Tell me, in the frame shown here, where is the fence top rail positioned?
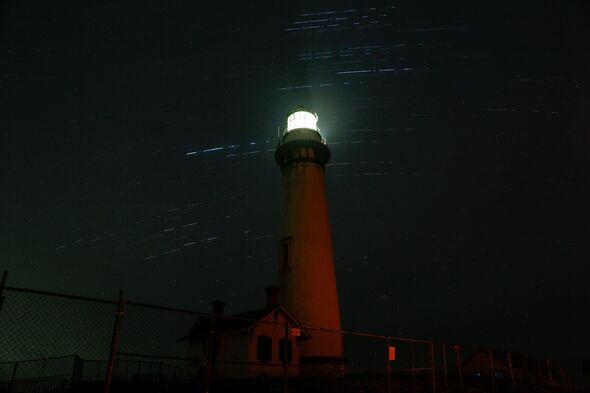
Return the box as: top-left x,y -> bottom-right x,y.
4,286 -> 118,305
124,300 -> 206,316
0,354 -> 79,364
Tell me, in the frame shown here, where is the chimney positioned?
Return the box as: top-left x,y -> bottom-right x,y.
265,286 -> 280,308
211,300 -> 226,316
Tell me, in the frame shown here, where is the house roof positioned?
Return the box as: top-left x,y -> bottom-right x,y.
177,304 -> 311,342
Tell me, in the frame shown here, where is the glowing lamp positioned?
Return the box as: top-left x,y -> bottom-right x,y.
287,110 -> 318,132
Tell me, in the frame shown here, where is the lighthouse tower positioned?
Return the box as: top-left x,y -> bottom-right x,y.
275,108 -> 342,364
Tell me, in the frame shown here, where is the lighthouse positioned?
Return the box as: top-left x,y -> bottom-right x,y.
275,108 -> 343,365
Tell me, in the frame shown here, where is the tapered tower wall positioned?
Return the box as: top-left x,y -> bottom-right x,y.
275,110 -> 342,361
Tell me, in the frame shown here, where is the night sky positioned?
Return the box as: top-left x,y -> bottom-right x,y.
2,0 -> 589,369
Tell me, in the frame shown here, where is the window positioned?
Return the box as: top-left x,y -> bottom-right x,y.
279,338 -> 292,364
257,335 -> 272,362
280,241 -> 290,271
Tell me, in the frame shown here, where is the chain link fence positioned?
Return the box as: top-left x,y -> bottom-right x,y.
0,288 -> 115,361
0,272 -> 583,393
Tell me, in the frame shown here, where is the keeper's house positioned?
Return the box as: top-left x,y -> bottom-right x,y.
178,286 -> 310,378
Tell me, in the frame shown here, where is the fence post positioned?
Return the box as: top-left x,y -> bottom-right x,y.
283,322 -> 290,393
411,340 -> 416,393
442,345 -> 448,392
507,352 -> 515,388
454,344 -> 463,390
488,348 -> 496,390
204,315 -> 215,393
105,290 -> 125,393
0,271 -> 8,315
429,342 -> 436,393
385,337 -> 391,393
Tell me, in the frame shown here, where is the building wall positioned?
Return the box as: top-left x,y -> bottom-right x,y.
187,337 -> 208,369
244,309 -> 301,377
216,332 -> 250,377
